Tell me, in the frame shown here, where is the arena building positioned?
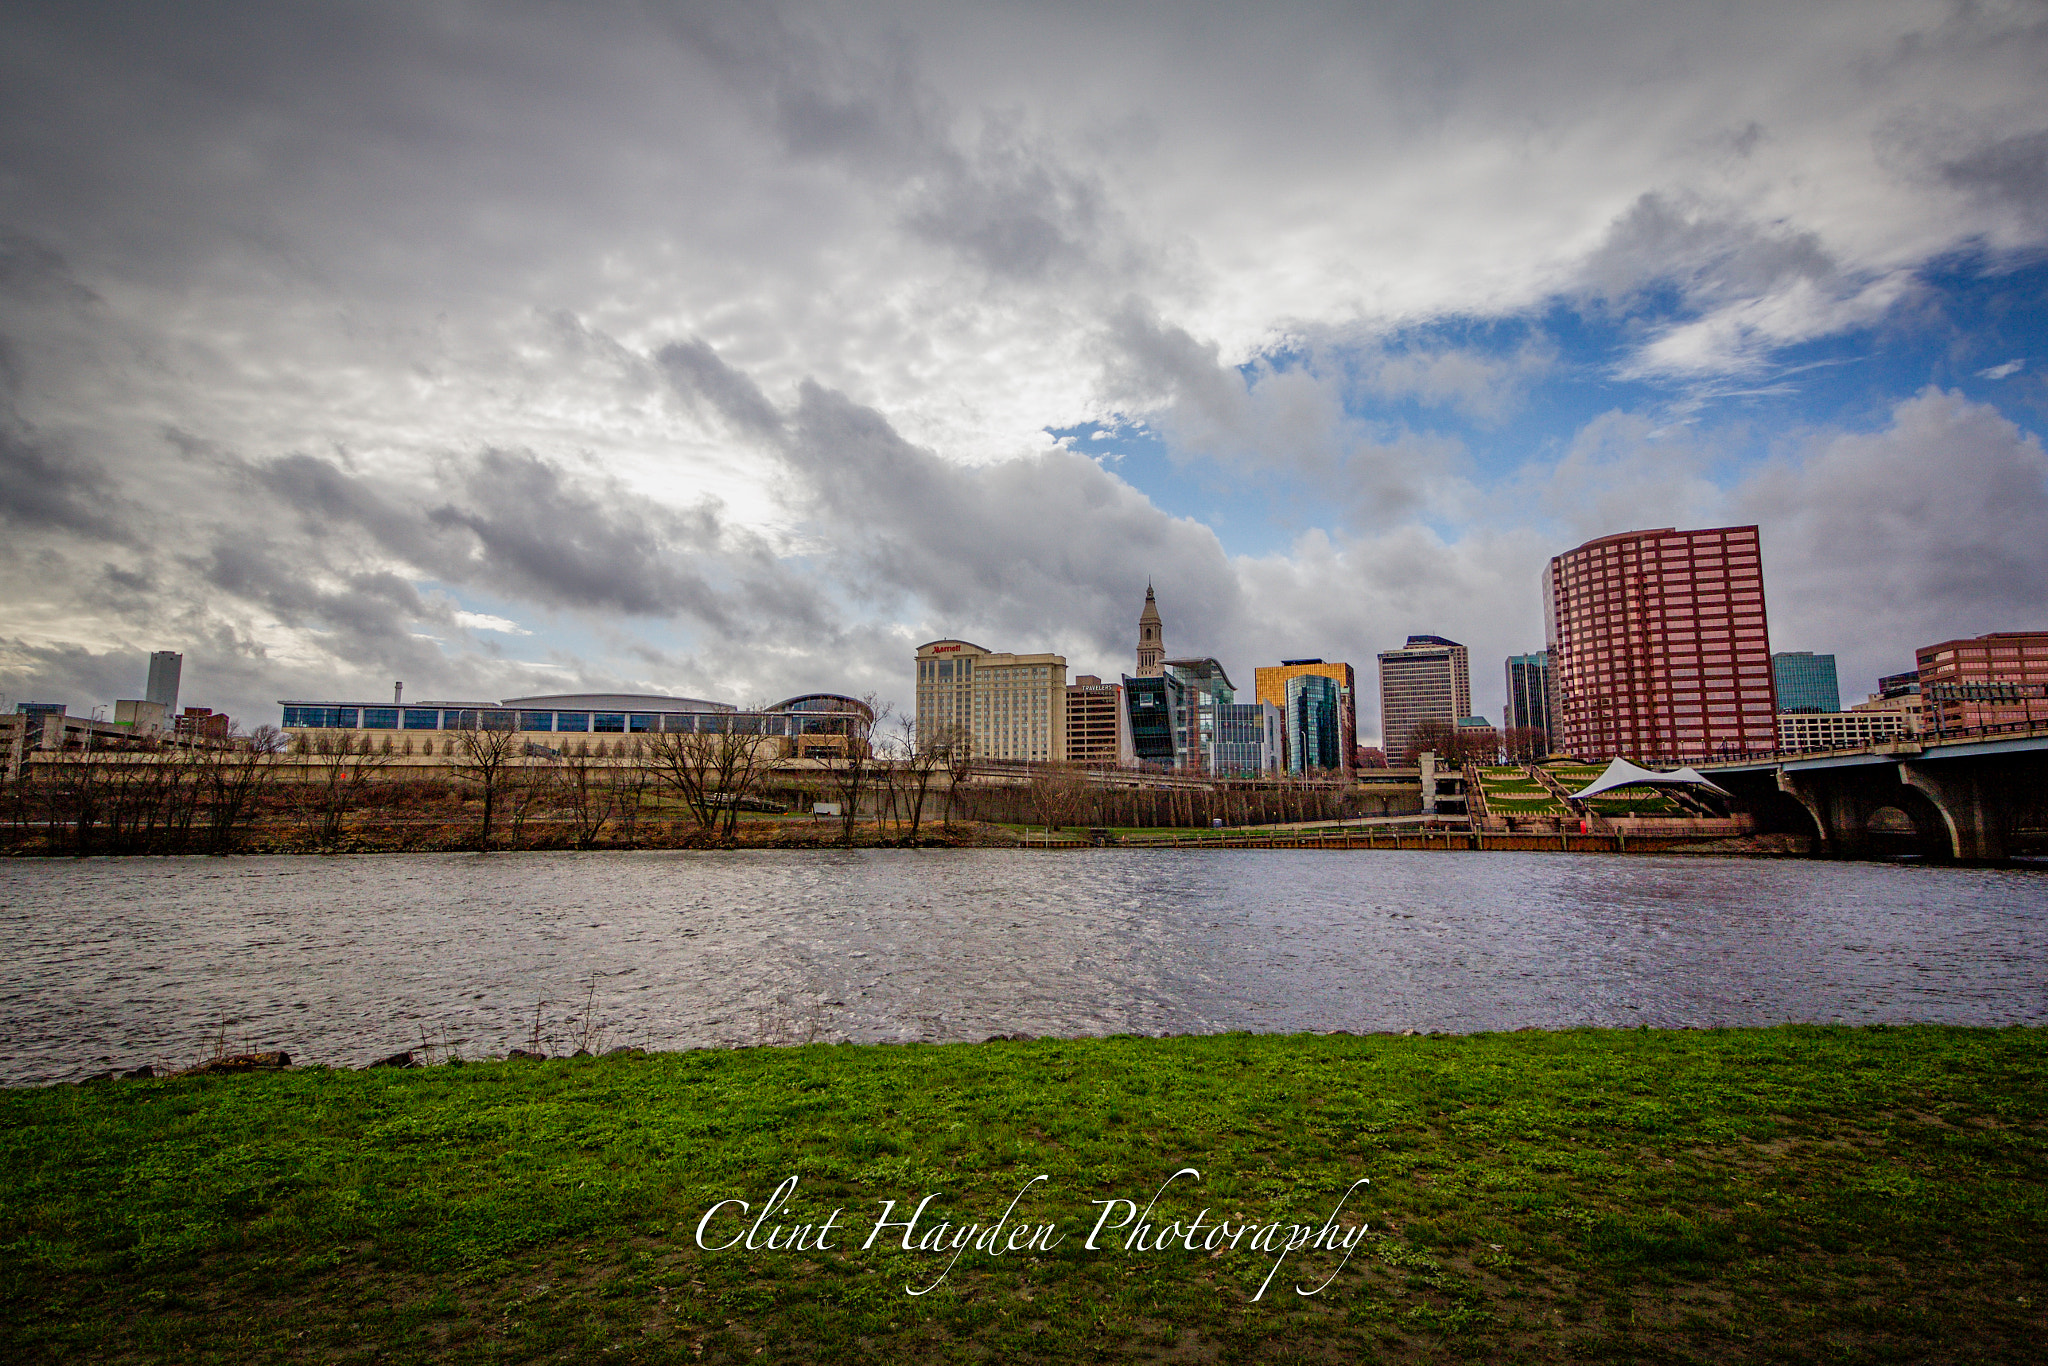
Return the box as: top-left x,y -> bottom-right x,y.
277,692 -> 874,758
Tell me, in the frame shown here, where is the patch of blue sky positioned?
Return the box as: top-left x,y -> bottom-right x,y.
1060,250 -> 2045,558
1350,302 -> 1669,478
1048,419 -> 1309,557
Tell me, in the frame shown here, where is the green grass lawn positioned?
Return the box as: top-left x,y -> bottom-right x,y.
1475,769 -> 1568,817
3,1026 -> 2043,1363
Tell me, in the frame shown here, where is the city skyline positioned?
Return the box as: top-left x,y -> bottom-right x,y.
3,3 -> 2045,743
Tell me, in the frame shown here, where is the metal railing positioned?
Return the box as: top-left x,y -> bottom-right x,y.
1694,714 -> 2048,766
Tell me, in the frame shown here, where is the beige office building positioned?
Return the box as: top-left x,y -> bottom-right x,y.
1776,709 -> 1914,752
915,639 -> 1068,762
1374,636 -> 1470,765
1849,691 -> 1924,735
1065,675 -> 1134,767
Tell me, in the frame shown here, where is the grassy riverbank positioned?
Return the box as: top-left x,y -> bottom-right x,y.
3,1026 -> 2043,1363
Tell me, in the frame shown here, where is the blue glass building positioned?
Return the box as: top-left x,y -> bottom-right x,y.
1771,652 -> 1839,714
1285,673 -> 1343,773
1504,652 -> 1553,751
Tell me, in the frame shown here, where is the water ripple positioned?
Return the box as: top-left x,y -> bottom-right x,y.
1,850 -> 2043,1085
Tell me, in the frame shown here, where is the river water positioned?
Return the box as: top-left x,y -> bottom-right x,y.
1,850 -> 2043,1086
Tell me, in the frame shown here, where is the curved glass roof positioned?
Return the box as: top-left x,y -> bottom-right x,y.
765,693 -> 875,720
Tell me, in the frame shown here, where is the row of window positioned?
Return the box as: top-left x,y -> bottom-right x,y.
281,706 -> 852,737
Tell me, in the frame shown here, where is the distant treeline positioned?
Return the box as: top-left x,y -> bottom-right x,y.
3,729 -> 1420,856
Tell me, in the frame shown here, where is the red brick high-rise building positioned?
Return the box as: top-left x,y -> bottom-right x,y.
1545,525 -> 1778,761
1914,631 -> 2048,733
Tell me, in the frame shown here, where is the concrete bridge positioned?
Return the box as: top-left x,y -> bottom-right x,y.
1697,723 -> 2048,862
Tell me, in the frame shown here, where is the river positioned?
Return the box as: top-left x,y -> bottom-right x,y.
1,849 -> 2043,1085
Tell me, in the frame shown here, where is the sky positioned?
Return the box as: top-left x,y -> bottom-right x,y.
2,0 -> 2045,745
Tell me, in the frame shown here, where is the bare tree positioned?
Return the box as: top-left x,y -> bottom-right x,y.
1504,726 -> 1549,765
646,720 -> 777,840
201,726 -> 280,854
1027,762 -> 1089,834
300,731 -> 395,847
646,730 -> 720,832
1403,720 -> 1458,767
448,718 -> 524,850
556,752 -> 619,848
502,760 -> 554,848
607,759 -> 652,845
873,721 -> 904,832
0,759 -> 35,845
102,748 -> 165,851
824,696 -> 890,847
894,716 -> 957,843
944,729 -> 977,827
49,747 -> 107,855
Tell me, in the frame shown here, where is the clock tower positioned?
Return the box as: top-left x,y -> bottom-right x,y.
1136,584 -> 1165,677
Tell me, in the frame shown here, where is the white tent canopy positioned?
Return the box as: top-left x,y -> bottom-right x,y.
1568,757 -> 1732,801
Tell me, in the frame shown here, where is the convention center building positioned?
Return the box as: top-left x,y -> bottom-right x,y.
278,692 -> 874,758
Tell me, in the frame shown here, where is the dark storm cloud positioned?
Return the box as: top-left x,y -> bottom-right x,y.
252,452 -> 443,567
0,637 -> 142,711
1578,192 -> 1840,311
657,330 -> 1239,658
783,379 -> 1235,633
0,230 -> 120,537
1940,129 -> 2048,230
4,1 -> 2048,726
664,5 -> 938,172
1100,301 -> 1251,433
0,415 -> 127,541
196,538 -> 428,636
0,227 -> 98,305
898,124 -> 1117,282
186,533 -> 454,684
665,4 -> 1125,284
656,339 -> 784,438
426,449 -> 735,622
1098,301 -> 1441,525
240,445 -> 822,638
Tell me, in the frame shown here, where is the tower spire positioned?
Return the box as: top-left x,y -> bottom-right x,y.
1136,583 -> 1164,677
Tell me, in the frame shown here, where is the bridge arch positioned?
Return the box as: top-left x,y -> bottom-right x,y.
1704,731 -> 2044,862
1773,761 -> 2023,861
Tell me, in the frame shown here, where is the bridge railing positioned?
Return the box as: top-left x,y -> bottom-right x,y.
1693,714 -> 2048,765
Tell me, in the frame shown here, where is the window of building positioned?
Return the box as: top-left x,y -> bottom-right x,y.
557,713 -> 590,732
520,711 -> 554,732
362,708 -> 399,730
594,713 -> 626,732
403,708 -> 441,730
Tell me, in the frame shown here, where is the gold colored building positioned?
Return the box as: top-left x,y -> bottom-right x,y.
1253,659 -> 1358,766
915,640 -> 1068,762
1253,659 -> 1355,710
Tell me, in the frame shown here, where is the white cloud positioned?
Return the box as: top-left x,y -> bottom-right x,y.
3,2 -> 2047,727
1978,359 -> 2025,379
1736,388 -> 2048,695
452,612 -> 531,635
